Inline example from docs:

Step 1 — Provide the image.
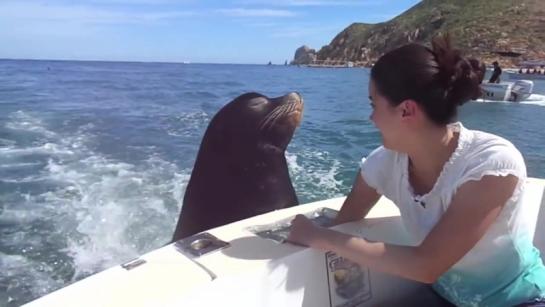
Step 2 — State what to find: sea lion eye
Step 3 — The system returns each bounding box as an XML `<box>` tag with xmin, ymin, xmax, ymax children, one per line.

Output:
<box><xmin>248</xmin><ymin>98</ymin><xmax>266</xmax><ymax>109</ymax></box>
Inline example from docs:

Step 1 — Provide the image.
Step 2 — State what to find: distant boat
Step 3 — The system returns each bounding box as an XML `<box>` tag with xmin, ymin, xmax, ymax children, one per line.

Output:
<box><xmin>267</xmin><ymin>61</ymin><xmax>272</xmax><ymax>66</ymax></box>
<box><xmin>507</xmin><ymin>60</ymin><xmax>545</xmax><ymax>80</ymax></box>
<box><xmin>480</xmin><ymin>80</ymin><xmax>534</xmax><ymax>102</ymax></box>
<box><xmin>508</xmin><ymin>71</ymin><xmax>545</xmax><ymax>81</ymax></box>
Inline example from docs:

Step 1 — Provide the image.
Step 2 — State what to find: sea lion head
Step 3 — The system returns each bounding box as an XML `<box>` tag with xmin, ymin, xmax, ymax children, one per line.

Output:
<box><xmin>205</xmin><ymin>92</ymin><xmax>304</xmax><ymax>157</ymax></box>
<box><xmin>172</xmin><ymin>92</ymin><xmax>303</xmax><ymax>240</ymax></box>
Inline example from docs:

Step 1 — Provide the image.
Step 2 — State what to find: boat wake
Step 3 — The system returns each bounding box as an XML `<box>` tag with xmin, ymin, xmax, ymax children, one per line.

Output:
<box><xmin>0</xmin><ymin>111</ymin><xmax>190</xmax><ymax>306</ymax></box>
<box><xmin>519</xmin><ymin>94</ymin><xmax>545</xmax><ymax>106</ymax></box>
<box><xmin>474</xmin><ymin>93</ymin><xmax>545</xmax><ymax>106</ymax></box>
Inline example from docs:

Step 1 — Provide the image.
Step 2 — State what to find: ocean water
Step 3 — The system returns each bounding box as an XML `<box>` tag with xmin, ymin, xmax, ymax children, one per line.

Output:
<box><xmin>1</xmin><ymin>59</ymin><xmax>545</xmax><ymax>306</ymax></box>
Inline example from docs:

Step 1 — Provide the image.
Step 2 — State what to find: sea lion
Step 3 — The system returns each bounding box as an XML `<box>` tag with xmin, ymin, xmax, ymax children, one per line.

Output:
<box><xmin>172</xmin><ymin>92</ymin><xmax>303</xmax><ymax>242</ymax></box>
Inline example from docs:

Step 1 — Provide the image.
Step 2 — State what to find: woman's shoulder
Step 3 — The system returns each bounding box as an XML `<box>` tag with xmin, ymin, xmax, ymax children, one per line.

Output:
<box><xmin>461</xmin><ymin>128</ymin><xmax>526</xmax><ymax>179</ymax></box>
<box><xmin>361</xmin><ymin>145</ymin><xmax>402</xmax><ymax>166</ymax></box>
<box><xmin>467</xmin><ymin>129</ymin><xmax>523</xmax><ymax>161</ymax></box>
<box><xmin>360</xmin><ymin>146</ymin><xmax>404</xmax><ymax>197</ymax></box>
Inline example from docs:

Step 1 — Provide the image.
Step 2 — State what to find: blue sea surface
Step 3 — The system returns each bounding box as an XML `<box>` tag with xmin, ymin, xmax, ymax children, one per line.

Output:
<box><xmin>1</xmin><ymin>59</ymin><xmax>545</xmax><ymax>305</ymax></box>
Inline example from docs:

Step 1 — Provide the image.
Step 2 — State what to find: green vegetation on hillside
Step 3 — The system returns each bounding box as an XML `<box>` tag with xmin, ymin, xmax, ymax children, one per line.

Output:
<box><xmin>316</xmin><ymin>0</ymin><xmax>545</xmax><ymax>67</ymax></box>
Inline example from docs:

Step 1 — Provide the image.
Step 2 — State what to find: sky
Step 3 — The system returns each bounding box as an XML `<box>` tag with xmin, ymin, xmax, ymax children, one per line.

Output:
<box><xmin>0</xmin><ymin>0</ymin><xmax>421</xmax><ymax>64</ymax></box>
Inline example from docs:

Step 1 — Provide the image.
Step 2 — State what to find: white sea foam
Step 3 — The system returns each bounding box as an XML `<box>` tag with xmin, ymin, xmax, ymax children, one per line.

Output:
<box><xmin>5</xmin><ymin>111</ymin><xmax>57</xmax><ymax>138</ymax></box>
<box><xmin>0</xmin><ymin>137</ymin><xmax>16</xmax><ymax>147</ymax></box>
<box><xmin>285</xmin><ymin>151</ymin><xmax>302</xmax><ymax>173</ymax></box>
<box><xmin>166</xmin><ymin>110</ymin><xmax>210</xmax><ymax>137</ymax></box>
<box><xmin>0</xmin><ymin>175</ymin><xmax>47</xmax><ymax>184</ymax></box>
<box><xmin>0</xmin><ymin>253</ymin><xmax>64</xmax><ymax>304</ymax></box>
<box><xmin>473</xmin><ymin>93</ymin><xmax>545</xmax><ymax>106</ymax></box>
<box><xmin>0</xmin><ymin>162</ymin><xmax>43</xmax><ymax>169</ymax></box>
<box><xmin>1</xmin><ymin>110</ymin><xmax>192</xmax><ymax>293</ymax></box>
<box><xmin>0</xmin><ymin>206</ymin><xmax>42</xmax><ymax>224</ymax></box>
<box><xmin>520</xmin><ymin>94</ymin><xmax>545</xmax><ymax>106</ymax></box>
<box><xmin>0</xmin><ymin>143</ymin><xmax>75</xmax><ymax>157</ymax></box>
<box><xmin>43</xmin><ymin>154</ymin><xmax>191</xmax><ymax>278</ymax></box>
<box><xmin>286</xmin><ymin>150</ymin><xmax>344</xmax><ymax>202</ymax></box>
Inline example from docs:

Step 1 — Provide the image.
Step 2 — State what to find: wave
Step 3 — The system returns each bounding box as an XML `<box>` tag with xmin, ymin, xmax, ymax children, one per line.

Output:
<box><xmin>286</xmin><ymin>149</ymin><xmax>345</xmax><ymax>203</ymax></box>
<box><xmin>520</xmin><ymin>94</ymin><xmax>545</xmax><ymax>106</ymax></box>
<box><xmin>473</xmin><ymin>94</ymin><xmax>545</xmax><ymax>106</ymax></box>
<box><xmin>0</xmin><ymin>162</ymin><xmax>43</xmax><ymax>169</ymax></box>
<box><xmin>5</xmin><ymin>110</ymin><xmax>58</xmax><ymax>138</ymax></box>
<box><xmin>165</xmin><ymin>111</ymin><xmax>210</xmax><ymax>137</ymax></box>
<box><xmin>0</xmin><ymin>253</ymin><xmax>66</xmax><ymax>305</ymax></box>
<box><xmin>0</xmin><ymin>143</ymin><xmax>75</xmax><ymax>157</ymax></box>
<box><xmin>0</xmin><ymin>111</ymin><xmax>191</xmax><ymax>305</ymax></box>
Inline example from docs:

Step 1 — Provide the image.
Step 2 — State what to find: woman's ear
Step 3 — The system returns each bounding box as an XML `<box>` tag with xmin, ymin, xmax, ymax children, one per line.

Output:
<box><xmin>400</xmin><ymin>99</ymin><xmax>418</xmax><ymax>118</ymax></box>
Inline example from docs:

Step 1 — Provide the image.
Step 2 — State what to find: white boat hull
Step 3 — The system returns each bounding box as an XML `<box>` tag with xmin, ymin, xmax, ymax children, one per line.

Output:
<box><xmin>24</xmin><ymin>178</ymin><xmax>545</xmax><ymax>307</ymax></box>
<box><xmin>480</xmin><ymin>80</ymin><xmax>534</xmax><ymax>102</ymax></box>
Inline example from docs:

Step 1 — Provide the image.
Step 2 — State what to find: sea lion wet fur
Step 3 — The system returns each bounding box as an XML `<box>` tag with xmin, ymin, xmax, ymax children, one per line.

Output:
<box><xmin>172</xmin><ymin>92</ymin><xmax>303</xmax><ymax>241</ymax></box>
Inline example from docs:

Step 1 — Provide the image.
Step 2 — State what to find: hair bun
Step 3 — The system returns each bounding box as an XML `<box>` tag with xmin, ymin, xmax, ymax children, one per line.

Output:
<box><xmin>431</xmin><ymin>34</ymin><xmax>483</xmax><ymax>105</ymax></box>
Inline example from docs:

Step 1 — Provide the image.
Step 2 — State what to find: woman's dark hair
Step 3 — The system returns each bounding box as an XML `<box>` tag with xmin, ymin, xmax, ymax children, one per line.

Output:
<box><xmin>370</xmin><ymin>34</ymin><xmax>484</xmax><ymax>125</ymax></box>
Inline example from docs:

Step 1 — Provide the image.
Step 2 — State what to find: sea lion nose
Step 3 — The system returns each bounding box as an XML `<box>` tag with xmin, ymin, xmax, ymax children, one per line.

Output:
<box><xmin>284</xmin><ymin>92</ymin><xmax>303</xmax><ymax>126</ymax></box>
<box><xmin>287</xmin><ymin>92</ymin><xmax>302</xmax><ymax>102</ymax></box>
<box><xmin>285</xmin><ymin>92</ymin><xmax>303</xmax><ymax>109</ymax></box>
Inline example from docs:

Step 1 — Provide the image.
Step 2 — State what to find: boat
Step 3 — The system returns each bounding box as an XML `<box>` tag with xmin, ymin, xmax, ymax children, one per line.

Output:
<box><xmin>507</xmin><ymin>60</ymin><xmax>545</xmax><ymax>80</ymax></box>
<box><xmin>24</xmin><ymin>177</ymin><xmax>545</xmax><ymax>306</ymax></box>
<box><xmin>479</xmin><ymin>80</ymin><xmax>534</xmax><ymax>102</ymax></box>
<box><xmin>508</xmin><ymin>72</ymin><xmax>545</xmax><ymax>81</ymax></box>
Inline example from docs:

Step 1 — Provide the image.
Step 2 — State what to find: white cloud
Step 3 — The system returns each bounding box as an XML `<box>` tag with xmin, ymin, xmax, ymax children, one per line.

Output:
<box><xmin>270</xmin><ymin>24</ymin><xmax>340</xmax><ymax>38</ymax></box>
<box><xmin>0</xmin><ymin>2</ymin><xmax>196</xmax><ymax>25</ymax></box>
<box><xmin>235</xmin><ymin>0</ymin><xmax>381</xmax><ymax>7</ymax></box>
<box><xmin>88</xmin><ymin>0</ymin><xmax>193</xmax><ymax>4</ymax></box>
<box><xmin>216</xmin><ymin>8</ymin><xmax>297</xmax><ymax>17</ymax></box>
<box><xmin>247</xmin><ymin>22</ymin><xmax>279</xmax><ymax>28</ymax></box>
<box><xmin>285</xmin><ymin>0</ymin><xmax>377</xmax><ymax>6</ymax></box>
<box><xmin>21</xmin><ymin>0</ymin><xmax>195</xmax><ymax>5</ymax></box>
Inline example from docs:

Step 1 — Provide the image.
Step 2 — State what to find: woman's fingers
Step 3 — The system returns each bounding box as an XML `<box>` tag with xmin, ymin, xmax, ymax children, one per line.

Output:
<box><xmin>287</xmin><ymin>214</ymin><xmax>315</xmax><ymax>246</ymax></box>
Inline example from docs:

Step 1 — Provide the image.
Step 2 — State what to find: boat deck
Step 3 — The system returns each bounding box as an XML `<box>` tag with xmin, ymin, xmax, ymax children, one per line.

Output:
<box><xmin>25</xmin><ymin>178</ymin><xmax>545</xmax><ymax>306</ymax></box>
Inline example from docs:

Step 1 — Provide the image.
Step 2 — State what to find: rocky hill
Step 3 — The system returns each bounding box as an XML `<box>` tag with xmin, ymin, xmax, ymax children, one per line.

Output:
<box><xmin>305</xmin><ymin>0</ymin><xmax>545</xmax><ymax>67</ymax></box>
<box><xmin>291</xmin><ymin>45</ymin><xmax>317</xmax><ymax>65</ymax></box>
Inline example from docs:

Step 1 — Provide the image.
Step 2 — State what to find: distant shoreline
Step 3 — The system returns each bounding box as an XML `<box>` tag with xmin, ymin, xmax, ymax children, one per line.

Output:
<box><xmin>0</xmin><ymin>58</ymin><xmax>278</xmax><ymax>66</ymax></box>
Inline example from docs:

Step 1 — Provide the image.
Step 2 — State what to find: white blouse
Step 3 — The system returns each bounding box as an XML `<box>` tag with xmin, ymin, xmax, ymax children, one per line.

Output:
<box><xmin>360</xmin><ymin>122</ymin><xmax>545</xmax><ymax>306</ymax></box>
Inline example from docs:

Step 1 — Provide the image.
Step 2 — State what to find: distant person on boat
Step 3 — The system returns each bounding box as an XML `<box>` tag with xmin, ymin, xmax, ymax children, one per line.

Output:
<box><xmin>488</xmin><ymin>61</ymin><xmax>502</xmax><ymax>83</ymax></box>
<box><xmin>288</xmin><ymin>35</ymin><xmax>545</xmax><ymax>306</ymax></box>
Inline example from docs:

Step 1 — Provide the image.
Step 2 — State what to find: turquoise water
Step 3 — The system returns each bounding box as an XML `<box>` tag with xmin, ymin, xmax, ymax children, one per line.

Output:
<box><xmin>1</xmin><ymin>59</ymin><xmax>545</xmax><ymax>305</ymax></box>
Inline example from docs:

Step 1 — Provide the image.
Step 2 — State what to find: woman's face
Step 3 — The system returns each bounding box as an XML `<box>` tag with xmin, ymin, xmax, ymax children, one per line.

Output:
<box><xmin>368</xmin><ymin>79</ymin><xmax>404</xmax><ymax>150</ymax></box>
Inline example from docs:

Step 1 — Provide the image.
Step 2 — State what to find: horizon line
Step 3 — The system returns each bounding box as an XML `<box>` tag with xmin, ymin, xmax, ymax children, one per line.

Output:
<box><xmin>0</xmin><ymin>57</ymin><xmax>290</xmax><ymax>66</ymax></box>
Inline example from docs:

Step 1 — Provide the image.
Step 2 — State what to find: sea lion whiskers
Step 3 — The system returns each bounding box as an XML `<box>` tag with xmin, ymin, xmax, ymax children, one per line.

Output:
<box><xmin>259</xmin><ymin>103</ymin><xmax>294</xmax><ymax>131</ymax></box>
<box><xmin>259</xmin><ymin>107</ymin><xmax>285</xmax><ymax>130</ymax></box>
<box><xmin>265</xmin><ymin>101</ymin><xmax>302</xmax><ymax>130</ymax></box>
<box><xmin>259</xmin><ymin>93</ymin><xmax>303</xmax><ymax>129</ymax></box>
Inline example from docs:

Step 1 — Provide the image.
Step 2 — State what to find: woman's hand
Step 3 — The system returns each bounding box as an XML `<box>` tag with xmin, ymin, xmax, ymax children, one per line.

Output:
<box><xmin>287</xmin><ymin>214</ymin><xmax>324</xmax><ymax>247</ymax></box>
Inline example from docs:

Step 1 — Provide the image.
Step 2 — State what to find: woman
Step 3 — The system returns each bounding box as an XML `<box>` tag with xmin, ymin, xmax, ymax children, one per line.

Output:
<box><xmin>288</xmin><ymin>36</ymin><xmax>545</xmax><ymax>306</ymax></box>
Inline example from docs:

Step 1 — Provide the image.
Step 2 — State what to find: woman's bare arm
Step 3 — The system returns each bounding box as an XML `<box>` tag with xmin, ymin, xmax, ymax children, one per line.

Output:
<box><xmin>290</xmin><ymin>174</ymin><xmax>519</xmax><ymax>283</ymax></box>
<box><xmin>334</xmin><ymin>171</ymin><xmax>381</xmax><ymax>225</ymax></box>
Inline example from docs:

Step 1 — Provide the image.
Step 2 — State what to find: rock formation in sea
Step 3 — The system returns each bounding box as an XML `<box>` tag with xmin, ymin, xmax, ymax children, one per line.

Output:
<box><xmin>291</xmin><ymin>45</ymin><xmax>317</xmax><ymax>65</ymax></box>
